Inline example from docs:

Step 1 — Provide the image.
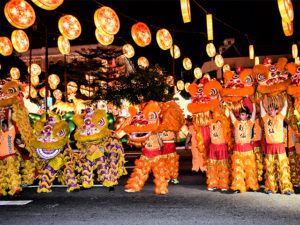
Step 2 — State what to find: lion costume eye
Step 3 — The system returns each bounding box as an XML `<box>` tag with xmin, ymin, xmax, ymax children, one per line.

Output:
<box><xmin>257</xmin><ymin>74</ymin><xmax>265</xmax><ymax>82</ymax></box>
<box><xmin>209</xmin><ymin>88</ymin><xmax>217</xmax><ymax>96</ymax></box>
<box><xmin>269</xmin><ymin>67</ymin><xmax>276</xmax><ymax>72</ymax></box>
<box><xmin>57</xmin><ymin>129</ymin><xmax>65</xmax><ymax>137</ymax></box>
<box><xmin>233</xmin><ymin>75</ymin><xmax>239</xmax><ymax>79</ymax></box>
<box><xmin>297</xmin><ymin>67</ymin><xmax>300</xmax><ymax>73</ymax></box>
<box><xmin>98</xmin><ymin>118</ymin><xmax>105</xmax><ymax>127</ymax></box>
<box><xmin>245</xmin><ymin>76</ymin><xmax>253</xmax><ymax>83</ymax></box>
<box><xmin>148</xmin><ymin>112</ymin><xmax>157</xmax><ymax>120</ymax></box>
<box><xmin>8</xmin><ymin>87</ymin><xmax>17</xmax><ymax>94</ymax></box>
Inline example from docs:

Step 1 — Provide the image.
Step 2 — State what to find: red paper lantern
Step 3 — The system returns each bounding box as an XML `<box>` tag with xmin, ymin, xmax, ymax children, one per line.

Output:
<box><xmin>57</xmin><ymin>35</ymin><xmax>70</xmax><ymax>55</ymax></box>
<box><xmin>94</xmin><ymin>6</ymin><xmax>120</xmax><ymax>35</ymax></box>
<box><xmin>58</xmin><ymin>15</ymin><xmax>81</xmax><ymax>40</ymax></box>
<box><xmin>28</xmin><ymin>63</ymin><xmax>41</xmax><ymax>76</ymax></box>
<box><xmin>4</xmin><ymin>0</ymin><xmax>36</xmax><ymax>29</ymax></box>
<box><xmin>0</xmin><ymin>37</ymin><xmax>13</xmax><ymax>56</ymax></box>
<box><xmin>95</xmin><ymin>27</ymin><xmax>114</xmax><ymax>46</ymax></box>
<box><xmin>131</xmin><ymin>22</ymin><xmax>151</xmax><ymax>47</ymax></box>
<box><xmin>156</xmin><ymin>29</ymin><xmax>173</xmax><ymax>50</ymax></box>
<box><xmin>137</xmin><ymin>57</ymin><xmax>149</xmax><ymax>69</ymax></box>
<box><xmin>10</xmin><ymin>67</ymin><xmax>20</xmax><ymax>80</ymax></box>
<box><xmin>123</xmin><ymin>44</ymin><xmax>135</xmax><ymax>58</ymax></box>
<box><xmin>11</xmin><ymin>29</ymin><xmax>29</xmax><ymax>53</ymax></box>
<box><xmin>32</xmin><ymin>0</ymin><xmax>64</xmax><ymax>10</ymax></box>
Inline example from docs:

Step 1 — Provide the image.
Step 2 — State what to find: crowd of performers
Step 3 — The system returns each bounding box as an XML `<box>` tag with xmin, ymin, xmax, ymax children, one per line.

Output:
<box><xmin>1</xmin><ymin>56</ymin><xmax>300</xmax><ymax>196</ymax></box>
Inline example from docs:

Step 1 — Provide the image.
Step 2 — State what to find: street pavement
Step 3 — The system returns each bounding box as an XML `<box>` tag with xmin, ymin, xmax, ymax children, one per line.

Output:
<box><xmin>1</xmin><ymin>148</ymin><xmax>300</xmax><ymax>225</ymax></box>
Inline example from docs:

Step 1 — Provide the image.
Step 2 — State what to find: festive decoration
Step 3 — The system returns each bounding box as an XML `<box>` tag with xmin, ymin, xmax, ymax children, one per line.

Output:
<box><xmin>58</xmin><ymin>15</ymin><xmax>81</xmax><ymax>40</ymax></box>
<box><xmin>206</xmin><ymin>43</ymin><xmax>216</xmax><ymax>57</ymax></box>
<box><xmin>170</xmin><ymin>45</ymin><xmax>181</xmax><ymax>59</ymax></box>
<box><xmin>48</xmin><ymin>74</ymin><xmax>60</xmax><ymax>89</ymax></box>
<box><xmin>31</xmin><ymin>0</ymin><xmax>64</xmax><ymax>10</ymax></box>
<box><xmin>206</xmin><ymin>14</ymin><xmax>213</xmax><ymax>41</ymax></box>
<box><xmin>214</xmin><ymin>54</ymin><xmax>224</xmax><ymax>68</ymax></box>
<box><xmin>39</xmin><ymin>86</ymin><xmax>50</xmax><ymax>98</ymax></box>
<box><xmin>53</xmin><ymin>89</ymin><xmax>62</xmax><ymax>99</ymax></box>
<box><xmin>94</xmin><ymin>6</ymin><xmax>120</xmax><ymax>35</ymax></box>
<box><xmin>292</xmin><ymin>43</ymin><xmax>298</xmax><ymax>58</ymax></box>
<box><xmin>222</xmin><ymin>64</ymin><xmax>230</xmax><ymax>72</ymax></box>
<box><xmin>122</xmin><ymin>43</ymin><xmax>135</xmax><ymax>58</ymax></box>
<box><xmin>166</xmin><ymin>75</ymin><xmax>174</xmax><ymax>86</ymax></box>
<box><xmin>177</xmin><ymin>80</ymin><xmax>184</xmax><ymax>91</ymax></box>
<box><xmin>282</xmin><ymin>20</ymin><xmax>293</xmax><ymax>36</ymax></box>
<box><xmin>95</xmin><ymin>27</ymin><xmax>114</xmax><ymax>46</ymax></box>
<box><xmin>57</xmin><ymin>35</ymin><xmax>70</xmax><ymax>55</ymax></box>
<box><xmin>156</xmin><ymin>28</ymin><xmax>173</xmax><ymax>50</ymax></box>
<box><xmin>67</xmin><ymin>81</ymin><xmax>78</xmax><ymax>93</ymax></box>
<box><xmin>0</xmin><ymin>37</ymin><xmax>13</xmax><ymax>56</ymax></box>
<box><xmin>180</xmin><ymin>0</ymin><xmax>191</xmax><ymax>23</ymax></box>
<box><xmin>30</xmin><ymin>75</ymin><xmax>39</xmax><ymax>86</ymax></box>
<box><xmin>194</xmin><ymin>67</ymin><xmax>202</xmax><ymax>79</ymax></box>
<box><xmin>11</xmin><ymin>30</ymin><xmax>29</xmax><ymax>53</ymax></box>
<box><xmin>255</xmin><ymin>56</ymin><xmax>260</xmax><ymax>65</ymax></box>
<box><xmin>185</xmin><ymin>82</ymin><xmax>190</xmax><ymax>92</ymax></box>
<box><xmin>278</xmin><ymin>0</ymin><xmax>294</xmax><ymax>23</ymax></box>
<box><xmin>183</xmin><ymin>57</ymin><xmax>192</xmax><ymax>70</ymax></box>
<box><xmin>4</xmin><ymin>0</ymin><xmax>36</xmax><ymax>29</ymax></box>
<box><xmin>85</xmin><ymin>74</ymin><xmax>95</xmax><ymax>82</ymax></box>
<box><xmin>131</xmin><ymin>22</ymin><xmax>151</xmax><ymax>47</ymax></box>
<box><xmin>10</xmin><ymin>67</ymin><xmax>20</xmax><ymax>80</ymax></box>
<box><xmin>28</xmin><ymin>63</ymin><xmax>41</xmax><ymax>76</ymax></box>
<box><xmin>295</xmin><ymin>57</ymin><xmax>300</xmax><ymax>64</ymax></box>
<box><xmin>24</xmin><ymin>85</ymin><xmax>38</xmax><ymax>98</ymax></box>
<box><xmin>249</xmin><ymin>44</ymin><xmax>254</xmax><ymax>59</ymax></box>
<box><xmin>137</xmin><ymin>56</ymin><xmax>149</xmax><ymax>69</ymax></box>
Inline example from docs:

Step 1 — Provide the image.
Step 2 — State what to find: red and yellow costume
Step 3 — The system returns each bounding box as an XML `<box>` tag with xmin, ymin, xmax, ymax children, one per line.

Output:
<box><xmin>251</xmin><ymin>118</ymin><xmax>264</xmax><ymax>181</ymax></box>
<box><xmin>231</xmin><ymin>118</ymin><xmax>259</xmax><ymax>193</ymax></box>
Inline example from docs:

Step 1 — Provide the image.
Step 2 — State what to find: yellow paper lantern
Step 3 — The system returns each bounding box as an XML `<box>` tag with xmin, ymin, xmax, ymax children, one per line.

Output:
<box><xmin>282</xmin><ymin>20</ymin><xmax>293</xmax><ymax>36</ymax></box>
<box><xmin>123</xmin><ymin>43</ymin><xmax>135</xmax><ymax>58</ymax></box>
<box><xmin>39</xmin><ymin>86</ymin><xmax>51</xmax><ymax>98</ymax></box>
<box><xmin>32</xmin><ymin>0</ymin><xmax>64</xmax><ymax>10</ymax></box>
<box><xmin>94</xmin><ymin>6</ymin><xmax>120</xmax><ymax>35</ymax></box>
<box><xmin>170</xmin><ymin>45</ymin><xmax>181</xmax><ymax>59</ymax></box>
<box><xmin>28</xmin><ymin>63</ymin><xmax>41</xmax><ymax>76</ymax></box>
<box><xmin>215</xmin><ymin>54</ymin><xmax>224</xmax><ymax>68</ymax></box>
<box><xmin>180</xmin><ymin>0</ymin><xmax>191</xmax><ymax>23</ymax></box>
<box><xmin>255</xmin><ymin>56</ymin><xmax>260</xmax><ymax>65</ymax></box>
<box><xmin>95</xmin><ymin>27</ymin><xmax>114</xmax><ymax>46</ymax></box>
<box><xmin>131</xmin><ymin>22</ymin><xmax>152</xmax><ymax>47</ymax></box>
<box><xmin>177</xmin><ymin>80</ymin><xmax>184</xmax><ymax>91</ymax></box>
<box><xmin>48</xmin><ymin>74</ymin><xmax>60</xmax><ymax>89</ymax></box>
<box><xmin>183</xmin><ymin>57</ymin><xmax>192</xmax><ymax>70</ymax></box>
<box><xmin>278</xmin><ymin>0</ymin><xmax>294</xmax><ymax>23</ymax></box>
<box><xmin>137</xmin><ymin>57</ymin><xmax>149</xmax><ymax>69</ymax></box>
<box><xmin>156</xmin><ymin>29</ymin><xmax>173</xmax><ymax>50</ymax></box>
<box><xmin>31</xmin><ymin>75</ymin><xmax>39</xmax><ymax>86</ymax></box>
<box><xmin>58</xmin><ymin>15</ymin><xmax>81</xmax><ymax>40</ymax></box>
<box><xmin>206</xmin><ymin>43</ymin><xmax>216</xmax><ymax>57</ymax></box>
<box><xmin>0</xmin><ymin>37</ymin><xmax>13</xmax><ymax>56</ymax></box>
<box><xmin>206</xmin><ymin>14</ymin><xmax>213</xmax><ymax>41</ymax></box>
<box><xmin>249</xmin><ymin>45</ymin><xmax>254</xmax><ymax>59</ymax></box>
<box><xmin>295</xmin><ymin>57</ymin><xmax>300</xmax><ymax>64</ymax></box>
<box><xmin>11</xmin><ymin>30</ymin><xmax>29</xmax><ymax>53</ymax></box>
<box><xmin>67</xmin><ymin>81</ymin><xmax>78</xmax><ymax>93</ymax></box>
<box><xmin>57</xmin><ymin>35</ymin><xmax>70</xmax><ymax>55</ymax></box>
<box><xmin>222</xmin><ymin>64</ymin><xmax>231</xmax><ymax>72</ymax></box>
<box><xmin>53</xmin><ymin>89</ymin><xmax>62</xmax><ymax>100</ymax></box>
<box><xmin>292</xmin><ymin>44</ymin><xmax>298</xmax><ymax>58</ymax></box>
<box><xmin>194</xmin><ymin>67</ymin><xmax>202</xmax><ymax>79</ymax></box>
<box><xmin>185</xmin><ymin>82</ymin><xmax>190</xmax><ymax>92</ymax></box>
<box><xmin>4</xmin><ymin>0</ymin><xmax>36</xmax><ymax>29</ymax></box>
<box><xmin>10</xmin><ymin>67</ymin><xmax>20</xmax><ymax>80</ymax></box>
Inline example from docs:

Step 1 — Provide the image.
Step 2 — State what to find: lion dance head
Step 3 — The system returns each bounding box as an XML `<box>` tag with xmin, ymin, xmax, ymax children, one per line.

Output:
<box><xmin>286</xmin><ymin>62</ymin><xmax>300</xmax><ymax>113</ymax></box>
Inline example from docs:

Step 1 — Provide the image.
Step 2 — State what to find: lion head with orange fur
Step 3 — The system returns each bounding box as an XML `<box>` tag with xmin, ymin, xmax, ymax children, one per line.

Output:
<box><xmin>221</xmin><ymin>67</ymin><xmax>254</xmax><ymax>112</ymax></box>
<box><xmin>286</xmin><ymin>62</ymin><xmax>300</xmax><ymax>113</ymax></box>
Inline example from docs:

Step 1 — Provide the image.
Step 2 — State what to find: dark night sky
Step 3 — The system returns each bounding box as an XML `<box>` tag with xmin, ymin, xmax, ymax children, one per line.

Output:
<box><xmin>0</xmin><ymin>0</ymin><xmax>299</xmax><ymax>81</ymax></box>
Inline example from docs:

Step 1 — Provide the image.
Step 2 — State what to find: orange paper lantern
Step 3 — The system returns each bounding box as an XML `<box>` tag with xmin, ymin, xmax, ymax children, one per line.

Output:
<box><xmin>177</xmin><ymin>80</ymin><xmax>184</xmax><ymax>91</ymax></box>
<box><xmin>215</xmin><ymin>54</ymin><xmax>224</xmax><ymax>68</ymax></box>
<box><xmin>123</xmin><ymin>43</ymin><xmax>135</xmax><ymax>58</ymax></box>
<box><xmin>194</xmin><ymin>67</ymin><xmax>202</xmax><ymax>79</ymax></box>
<box><xmin>39</xmin><ymin>86</ymin><xmax>51</xmax><ymax>98</ymax></box>
<box><xmin>156</xmin><ymin>28</ymin><xmax>173</xmax><ymax>50</ymax></box>
<box><xmin>53</xmin><ymin>89</ymin><xmax>62</xmax><ymax>100</ymax></box>
<box><xmin>282</xmin><ymin>20</ymin><xmax>293</xmax><ymax>36</ymax></box>
<box><xmin>183</xmin><ymin>57</ymin><xmax>192</xmax><ymax>70</ymax></box>
<box><xmin>94</xmin><ymin>6</ymin><xmax>120</xmax><ymax>35</ymax></box>
<box><xmin>131</xmin><ymin>22</ymin><xmax>151</xmax><ymax>47</ymax></box>
<box><xmin>185</xmin><ymin>82</ymin><xmax>190</xmax><ymax>92</ymax></box>
<box><xmin>10</xmin><ymin>67</ymin><xmax>20</xmax><ymax>80</ymax></box>
<box><xmin>28</xmin><ymin>63</ymin><xmax>41</xmax><ymax>76</ymax></box>
<box><xmin>24</xmin><ymin>85</ymin><xmax>38</xmax><ymax>98</ymax></box>
<box><xmin>32</xmin><ymin>0</ymin><xmax>64</xmax><ymax>10</ymax></box>
<box><xmin>137</xmin><ymin>57</ymin><xmax>149</xmax><ymax>69</ymax></box>
<box><xmin>292</xmin><ymin>44</ymin><xmax>298</xmax><ymax>58</ymax></box>
<box><xmin>58</xmin><ymin>15</ymin><xmax>81</xmax><ymax>40</ymax></box>
<box><xmin>57</xmin><ymin>35</ymin><xmax>70</xmax><ymax>55</ymax></box>
<box><xmin>278</xmin><ymin>0</ymin><xmax>294</xmax><ymax>23</ymax></box>
<box><xmin>48</xmin><ymin>74</ymin><xmax>60</xmax><ymax>89</ymax></box>
<box><xmin>95</xmin><ymin>27</ymin><xmax>114</xmax><ymax>46</ymax></box>
<box><xmin>11</xmin><ymin>29</ymin><xmax>29</xmax><ymax>53</ymax></box>
<box><xmin>206</xmin><ymin>14</ymin><xmax>213</xmax><ymax>41</ymax></box>
<box><xmin>222</xmin><ymin>64</ymin><xmax>231</xmax><ymax>72</ymax></box>
<box><xmin>31</xmin><ymin>75</ymin><xmax>39</xmax><ymax>86</ymax></box>
<box><xmin>180</xmin><ymin>0</ymin><xmax>191</xmax><ymax>23</ymax></box>
<box><xmin>4</xmin><ymin>0</ymin><xmax>36</xmax><ymax>29</ymax></box>
<box><xmin>206</xmin><ymin>43</ymin><xmax>216</xmax><ymax>57</ymax></box>
<box><xmin>170</xmin><ymin>45</ymin><xmax>181</xmax><ymax>59</ymax></box>
<box><xmin>67</xmin><ymin>81</ymin><xmax>78</xmax><ymax>93</ymax></box>
<box><xmin>0</xmin><ymin>37</ymin><xmax>13</xmax><ymax>56</ymax></box>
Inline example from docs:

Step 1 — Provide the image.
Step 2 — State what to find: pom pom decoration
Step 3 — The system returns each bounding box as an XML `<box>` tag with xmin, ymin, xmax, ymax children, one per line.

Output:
<box><xmin>131</xmin><ymin>22</ymin><xmax>151</xmax><ymax>47</ymax></box>
<box><xmin>57</xmin><ymin>35</ymin><xmax>70</xmax><ymax>55</ymax></box>
<box><xmin>94</xmin><ymin>6</ymin><xmax>120</xmax><ymax>35</ymax></box>
<box><xmin>11</xmin><ymin>29</ymin><xmax>29</xmax><ymax>53</ymax></box>
<box><xmin>156</xmin><ymin>28</ymin><xmax>173</xmax><ymax>50</ymax></box>
<box><xmin>58</xmin><ymin>15</ymin><xmax>81</xmax><ymax>40</ymax></box>
<box><xmin>0</xmin><ymin>37</ymin><xmax>13</xmax><ymax>56</ymax></box>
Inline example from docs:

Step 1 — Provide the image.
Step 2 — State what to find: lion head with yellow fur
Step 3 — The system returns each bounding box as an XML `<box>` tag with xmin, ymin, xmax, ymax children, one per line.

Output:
<box><xmin>0</xmin><ymin>80</ymin><xmax>23</xmax><ymax>107</ymax></box>
<box><xmin>72</xmin><ymin>108</ymin><xmax>109</xmax><ymax>148</ymax></box>
<box><xmin>30</xmin><ymin>114</ymin><xmax>70</xmax><ymax>159</ymax></box>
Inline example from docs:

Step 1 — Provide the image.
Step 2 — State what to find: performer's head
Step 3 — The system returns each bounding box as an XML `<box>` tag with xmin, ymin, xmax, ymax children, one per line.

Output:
<box><xmin>239</xmin><ymin>106</ymin><xmax>250</xmax><ymax>121</ymax></box>
<box><xmin>267</xmin><ymin>103</ymin><xmax>278</xmax><ymax>118</ymax></box>
<box><xmin>1</xmin><ymin>119</ymin><xmax>8</xmax><ymax>132</ymax></box>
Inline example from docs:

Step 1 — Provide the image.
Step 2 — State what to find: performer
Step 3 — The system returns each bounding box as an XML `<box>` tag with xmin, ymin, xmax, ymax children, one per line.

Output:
<box><xmin>260</xmin><ymin>99</ymin><xmax>294</xmax><ymax>194</ymax></box>
<box><xmin>229</xmin><ymin>103</ymin><xmax>259</xmax><ymax>193</ymax></box>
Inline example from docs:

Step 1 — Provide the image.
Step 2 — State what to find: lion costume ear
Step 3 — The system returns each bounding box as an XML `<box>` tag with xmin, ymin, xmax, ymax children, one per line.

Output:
<box><xmin>253</xmin><ymin>64</ymin><xmax>269</xmax><ymax>80</ymax></box>
<box><xmin>239</xmin><ymin>68</ymin><xmax>253</xmax><ymax>81</ymax></box>
<box><xmin>187</xmin><ymin>83</ymin><xmax>199</xmax><ymax>97</ymax></box>
<box><xmin>128</xmin><ymin>106</ymin><xmax>138</xmax><ymax>117</ymax></box>
<box><xmin>223</xmin><ymin>71</ymin><xmax>234</xmax><ymax>83</ymax></box>
<box><xmin>275</xmin><ymin>57</ymin><xmax>288</xmax><ymax>71</ymax></box>
<box><xmin>286</xmin><ymin>62</ymin><xmax>297</xmax><ymax>75</ymax></box>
